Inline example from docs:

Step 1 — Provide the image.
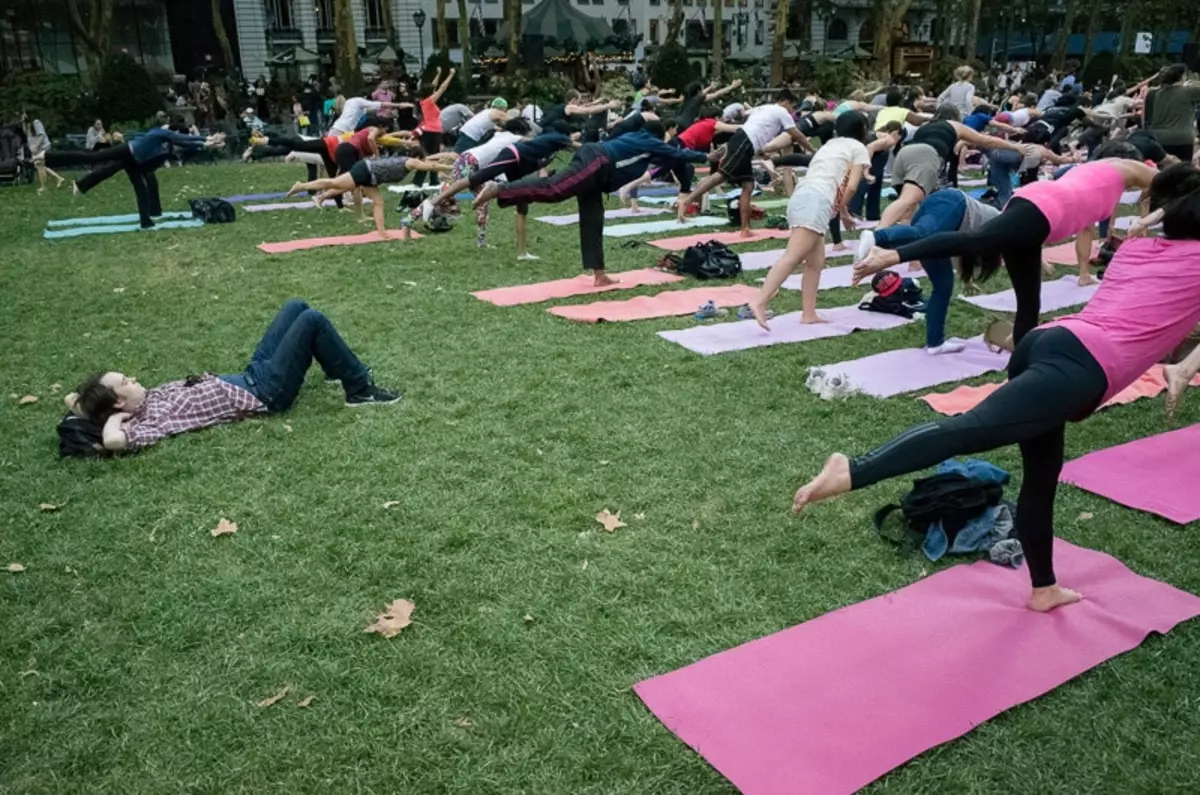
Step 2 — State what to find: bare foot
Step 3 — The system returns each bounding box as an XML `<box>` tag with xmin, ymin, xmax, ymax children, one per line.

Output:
<box><xmin>800</xmin><ymin>314</ymin><xmax>830</xmax><ymax>325</ymax></box>
<box><xmin>55</xmin><ymin>176</ymin><xmax>65</xmax><ymax>188</ymax></box>
<box><xmin>285</xmin><ymin>181</ymin><xmax>303</xmax><ymax>199</ymax></box>
<box><xmin>750</xmin><ymin>299</ymin><xmax>771</xmax><ymax>331</ymax></box>
<box><xmin>1163</xmin><ymin>363</ymin><xmax>1192</xmax><ymax>418</ymax></box>
<box><xmin>832</xmin><ymin>242</ymin><xmax>847</xmax><ymax>252</ymax></box>
<box><xmin>593</xmin><ymin>273</ymin><xmax>619</xmax><ymax>287</ymax></box>
<box><xmin>908</xmin><ymin>262</ymin><xmax>921</xmax><ymax>272</ymax></box>
<box><xmin>617</xmin><ymin>185</ymin><xmax>632</xmax><ymax>207</ymax></box>
<box><xmin>473</xmin><ymin>181</ymin><xmax>500</xmax><ymax>211</ymax></box>
<box><xmin>1077</xmin><ymin>273</ymin><xmax>1098</xmax><ymax>287</ymax></box>
<box><xmin>1027</xmin><ymin>585</ymin><xmax>1083</xmax><ymax>612</ymax></box>
<box><xmin>1043</xmin><ymin>261</ymin><xmax>1056</xmax><ymax>276</ymax></box>
<box><xmin>629</xmin><ymin>205</ymin><xmax>643</xmax><ymax>214</ymax></box>
<box><xmin>792</xmin><ymin>453</ymin><xmax>852</xmax><ymax>513</ymax></box>
<box><xmin>737</xmin><ymin>228</ymin><xmax>754</xmax><ymax>239</ymax></box>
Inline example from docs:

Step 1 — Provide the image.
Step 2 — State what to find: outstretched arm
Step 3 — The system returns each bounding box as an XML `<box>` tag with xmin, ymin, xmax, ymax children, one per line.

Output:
<box><xmin>704</xmin><ymin>79</ymin><xmax>742</xmax><ymax>102</ymax></box>
<box><xmin>431</xmin><ymin>68</ymin><xmax>457</xmax><ymax>103</ymax></box>
<box><xmin>952</xmin><ymin>122</ymin><xmax>1027</xmax><ymax>153</ymax></box>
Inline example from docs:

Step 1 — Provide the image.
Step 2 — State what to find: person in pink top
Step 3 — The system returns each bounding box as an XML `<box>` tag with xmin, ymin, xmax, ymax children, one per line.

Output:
<box><xmin>854</xmin><ymin>157</ymin><xmax>1158</xmax><ymax>343</ymax></box>
<box><xmin>413</xmin><ymin>67</ymin><xmax>457</xmax><ymax>187</ymax></box>
<box><xmin>789</xmin><ymin>163</ymin><xmax>1200</xmax><ymax>613</ymax></box>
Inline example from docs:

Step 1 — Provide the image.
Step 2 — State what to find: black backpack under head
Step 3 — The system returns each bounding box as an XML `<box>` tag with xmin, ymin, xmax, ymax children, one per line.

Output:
<box><xmin>189</xmin><ymin>198</ymin><xmax>236</xmax><ymax>223</ymax></box>
<box><xmin>57</xmin><ymin>412</ymin><xmax>110</xmax><ymax>459</ymax></box>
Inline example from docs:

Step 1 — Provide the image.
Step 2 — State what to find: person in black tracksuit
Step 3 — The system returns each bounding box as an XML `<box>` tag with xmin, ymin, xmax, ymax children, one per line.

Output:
<box><xmin>472</xmin><ymin>121</ymin><xmax>710</xmax><ymax>286</ymax></box>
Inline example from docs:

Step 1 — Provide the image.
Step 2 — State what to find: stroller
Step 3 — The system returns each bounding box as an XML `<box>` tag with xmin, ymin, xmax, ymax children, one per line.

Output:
<box><xmin>0</xmin><ymin>123</ymin><xmax>33</xmax><ymax>186</ymax></box>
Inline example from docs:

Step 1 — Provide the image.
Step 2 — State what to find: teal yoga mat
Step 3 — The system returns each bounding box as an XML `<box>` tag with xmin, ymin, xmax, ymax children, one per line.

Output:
<box><xmin>46</xmin><ymin>211</ymin><xmax>194</xmax><ymax>228</ymax></box>
<box><xmin>44</xmin><ymin>219</ymin><xmax>205</xmax><ymax>239</ymax></box>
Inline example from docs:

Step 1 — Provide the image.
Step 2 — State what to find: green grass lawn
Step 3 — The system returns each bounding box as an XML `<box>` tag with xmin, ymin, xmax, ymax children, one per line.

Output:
<box><xmin>3</xmin><ymin>162</ymin><xmax>1199</xmax><ymax>793</ymax></box>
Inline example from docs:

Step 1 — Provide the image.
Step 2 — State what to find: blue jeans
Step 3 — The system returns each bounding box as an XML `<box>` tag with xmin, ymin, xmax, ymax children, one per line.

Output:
<box><xmin>849</xmin><ymin>147</ymin><xmax>889</xmax><ymax>220</ymax></box>
<box><xmin>986</xmin><ymin>149</ymin><xmax>1022</xmax><ymax>208</ymax></box>
<box><xmin>221</xmin><ymin>299</ymin><xmax>370</xmax><ymax>412</ymax></box>
<box><xmin>872</xmin><ymin>191</ymin><xmax>965</xmax><ymax>348</ymax></box>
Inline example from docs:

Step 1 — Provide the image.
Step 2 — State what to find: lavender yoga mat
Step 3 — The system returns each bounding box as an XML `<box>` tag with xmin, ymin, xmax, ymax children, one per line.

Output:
<box><xmin>1111</xmin><ymin>215</ymin><xmax>1161</xmax><ymax>231</ymax></box>
<box><xmin>816</xmin><ymin>336</ymin><xmax>1009</xmax><ymax>398</ymax></box>
<box><xmin>962</xmin><ymin>274</ymin><xmax>1099</xmax><ymax>313</ymax></box>
<box><xmin>1060</xmin><ymin>425</ymin><xmax>1200</xmax><ymax>524</ymax></box>
<box><xmin>223</xmin><ymin>192</ymin><xmax>290</xmax><ymax>203</ymax></box>
<box><xmin>243</xmin><ymin>198</ymin><xmax>373</xmax><ymax>213</ymax></box>
<box><xmin>603</xmin><ymin>216</ymin><xmax>729</xmax><ymax>238</ymax></box>
<box><xmin>766</xmin><ymin>263</ymin><xmax>925</xmax><ymax>291</ymax></box>
<box><xmin>534</xmin><ymin>208</ymin><xmax>667</xmax><ymax>225</ymax></box>
<box><xmin>739</xmin><ymin>245</ymin><xmax>856</xmax><ymax>272</ymax></box>
<box><xmin>658</xmin><ymin>305</ymin><xmax>912</xmax><ymax>355</ymax></box>
<box><xmin>635</xmin><ymin>540</ymin><xmax>1200</xmax><ymax>795</ymax></box>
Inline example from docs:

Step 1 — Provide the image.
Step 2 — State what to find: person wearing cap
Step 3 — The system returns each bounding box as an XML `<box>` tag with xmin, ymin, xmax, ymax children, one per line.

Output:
<box><xmin>454</xmin><ymin>100</ymin><xmax>510</xmax><ymax>153</ymax></box>
<box><xmin>241</xmin><ymin>107</ymin><xmax>266</xmax><ymax>135</ymax></box>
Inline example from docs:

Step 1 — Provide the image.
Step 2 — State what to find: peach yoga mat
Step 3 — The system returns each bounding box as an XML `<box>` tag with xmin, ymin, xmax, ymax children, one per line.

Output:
<box><xmin>471</xmin><ymin>268</ymin><xmax>684</xmax><ymax>307</ymax></box>
<box><xmin>548</xmin><ymin>285</ymin><xmax>760</xmax><ymax>323</ymax></box>
<box><xmin>257</xmin><ymin>229</ymin><xmax>423</xmax><ymax>253</ymax></box>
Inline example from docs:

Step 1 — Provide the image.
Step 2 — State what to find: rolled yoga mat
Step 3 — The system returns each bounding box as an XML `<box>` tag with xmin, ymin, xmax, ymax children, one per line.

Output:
<box><xmin>548</xmin><ymin>285</ymin><xmax>760</xmax><ymax>323</ymax></box>
<box><xmin>44</xmin><ymin>219</ymin><xmax>205</xmax><ymax>239</ymax></box>
<box><xmin>634</xmin><ymin>540</ymin><xmax>1200</xmax><ymax>795</ymax></box>
<box><xmin>962</xmin><ymin>274</ymin><xmax>1099</xmax><ymax>313</ymax></box>
<box><xmin>46</xmin><ymin>211</ymin><xmax>193</xmax><ymax>228</ymax></box>
<box><xmin>658</xmin><ymin>304</ymin><xmax>913</xmax><ymax>356</ymax></box>
<box><xmin>813</xmin><ymin>335</ymin><xmax>1009</xmax><ymax>398</ymax></box>
<box><xmin>1060</xmin><ymin>424</ymin><xmax>1200</xmax><ymax>524</ymax></box>
<box><xmin>471</xmin><ymin>268</ymin><xmax>683</xmax><ymax>307</ymax></box>
<box><xmin>603</xmin><ymin>216</ymin><xmax>729</xmax><ymax>238</ymax></box>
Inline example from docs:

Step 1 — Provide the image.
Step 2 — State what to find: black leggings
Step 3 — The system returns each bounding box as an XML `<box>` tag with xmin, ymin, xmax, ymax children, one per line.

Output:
<box><xmin>413</xmin><ymin>131</ymin><xmax>443</xmax><ymax>186</ymax></box>
<box><xmin>893</xmin><ymin>198</ymin><xmax>1051</xmax><ymax>344</ymax></box>
<box><xmin>258</xmin><ymin>136</ymin><xmax>336</xmax><ymax>177</ymax></box>
<box><xmin>849</xmin><ymin>327</ymin><xmax>1108</xmax><ymax>588</ymax></box>
<box><xmin>1162</xmin><ymin>142</ymin><xmax>1195</xmax><ymax>162</ymax></box>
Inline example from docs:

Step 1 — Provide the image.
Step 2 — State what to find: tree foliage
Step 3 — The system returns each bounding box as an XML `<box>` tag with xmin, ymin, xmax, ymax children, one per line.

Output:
<box><xmin>422</xmin><ymin>51</ymin><xmax>468</xmax><ymax>104</ymax></box>
<box><xmin>648</xmin><ymin>41</ymin><xmax>697</xmax><ymax>93</ymax></box>
<box><xmin>96</xmin><ymin>53</ymin><xmax>163</xmax><ymax>128</ymax></box>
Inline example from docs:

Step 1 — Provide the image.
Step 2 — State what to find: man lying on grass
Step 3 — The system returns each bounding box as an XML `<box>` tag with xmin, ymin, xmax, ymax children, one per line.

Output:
<box><xmin>64</xmin><ymin>300</ymin><xmax>401</xmax><ymax>454</ymax></box>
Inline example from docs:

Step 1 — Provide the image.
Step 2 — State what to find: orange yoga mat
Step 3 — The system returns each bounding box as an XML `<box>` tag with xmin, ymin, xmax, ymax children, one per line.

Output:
<box><xmin>920</xmin><ymin>365</ymin><xmax>1200</xmax><ymax>416</ymax></box>
<box><xmin>548</xmin><ymin>285</ymin><xmax>760</xmax><ymax>323</ymax></box>
<box><xmin>647</xmin><ymin>229</ymin><xmax>793</xmax><ymax>252</ymax></box>
<box><xmin>257</xmin><ymin>229</ymin><xmax>423</xmax><ymax>254</ymax></box>
<box><xmin>471</xmin><ymin>268</ymin><xmax>684</xmax><ymax>307</ymax></box>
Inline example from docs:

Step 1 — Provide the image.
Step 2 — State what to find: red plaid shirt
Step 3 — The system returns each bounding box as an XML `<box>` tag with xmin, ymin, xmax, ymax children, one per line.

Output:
<box><xmin>122</xmin><ymin>375</ymin><xmax>265</xmax><ymax>449</ymax></box>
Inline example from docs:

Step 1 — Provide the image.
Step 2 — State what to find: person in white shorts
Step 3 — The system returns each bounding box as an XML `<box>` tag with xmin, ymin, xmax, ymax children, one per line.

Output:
<box><xmin>749</xmin><ymin>112</ymin><xmax>900</xmax><ymax>328</ymax></box>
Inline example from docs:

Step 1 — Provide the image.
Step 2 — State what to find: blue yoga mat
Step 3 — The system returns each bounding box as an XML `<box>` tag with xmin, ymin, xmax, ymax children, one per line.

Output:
<box><xmin>44</xmin><ymin>219</ymin><xmax>206</xmax><ymax>239</ymax></box>
<box><xmin>611</xmin><ymin>185</ymin><xmax>678</xmax><ymax>197</ymax></box>
<box><xmin>223</xmin><ymin>192</ymin><xmax>289</xmax><ymax>203</ymax></box>
<box><xmin>46</xmin><ymin>211</ymin><xmax>194</xmax><ymax>228</ymax></box>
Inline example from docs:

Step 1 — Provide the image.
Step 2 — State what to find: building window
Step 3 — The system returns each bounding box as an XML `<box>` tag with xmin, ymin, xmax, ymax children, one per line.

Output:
<box><xmin>264</xmin><ymin>0</ymin><xmax>295</xmax><ymax>31</ymax></box>
<box><xmin>649</xmin><ymin>18</ymin><xmax>659</xmax><ymax>43</ymax></box>
<box><xmin>755</xmin><ymin>19</ymin><xmax>763</xmax><ymax>45</ymax></box>
<box><xmin>649</xmin><ymin>0</ymin><xmax>661</xmax><ymax>4</ymax></box>
<box><xmin>484</xmin><ymin>19</ymin><xmax>498</xmax><ymax>35</ymax></box>
<box><xmin>314</xmin><ymin>0</ymin><xmax>335</xmax><ymax>31</ymax></box>
<box><xmin>828</xmin><ymin>18</ymin><xmax>848</xmax><ymax>41</ymax></box>
<box><xmin>434</xmin><ymin>20</ymin><xmax>461</xmax><ymax>48</ymax></box>
<box><xmin>363</xmin><ymin>0</ymin><xmax>386</xmax><ymax>28</ymax></box>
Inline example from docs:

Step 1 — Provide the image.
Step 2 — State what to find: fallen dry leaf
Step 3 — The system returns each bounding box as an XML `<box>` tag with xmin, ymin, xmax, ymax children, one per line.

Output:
<box><xmin>297</xmin><ymin>695</ymin><xmax>315</xmax><ymax>708</ymax></box>
<box><xmin>595</xmin><ymin>510</ymin><xmax>626</xmax><ymax>533</ymax></box>
<box><xmin>113</xmin><ymin>287</ymin><xmax>126</xmax><ymax>293</ymax></box>
<box><xmin>634</xmin><ymin>513</ymin><xmax>646</xmax><ymax>521</ymax></box>
<box><xmin>691</xmin><ymin>518</ymin><xmax>700</xmax><ymax>531</ymax></box>
<box><xmin>581</xmin><ymin>559</ymin><xmax>589</xmax><ymax>570</ymax></box>
<box><xmin>210</xmin><ymin>518</ymin><xmax>238</xmax><ymax>537</ymax></box>
<box><xmin>18</xmin><ymin>395</ymin><xmax>38</xmax><ymax>405</ymax></box>
<box><xmin>49</xmin><ymin>383</ymin><xmax>61</xmax><ymax>394</ymax></box>
<box><xmin>37</xmin><ymin>503</ymin><xmax>59</xmax><ymax>512</ymax></box>
<box><xmin>254</xmin><ymin>686</ymin><xmax>290</xmax><ymax>708</ymax></box>
<box><xmin>7</xmin><ymin>563</ymin><xmax>26</xmax><ymax>573</ymax></box>
<box><xmin>364</xmin><ymin>598</ymin><xmax>415</xmax><ymax>638</ymax></box>
<box><xmin>453</xmin><ymin>716</ymin><xmax>473</xmax><ymax>728</ymax></box>
<box><xmin>282</xmin><ymin>423</ymin><xmax>293</xmax><ymax>433</ymax></box>
<box><xmin>18</xmin><ymin>669</ymin><xmax>38</xmax><ymax>677</ymax></box>
<box><xmin>1078</xmin><ymin>512</ymin><xmax>1094</xmax><ymax>521</ymax></box>
<box><xmin>523</xmin><ymin>613</ymin><xmax>535</xmax><ymax>624</ymax></box>
<box><xmin>599</xmin><ymin>460</ymin><xmax>610</xmax><ymax>466</ymax></box>
<box><xmin>381</xmin><ymin>501</ymin><xmax>400</xmax><ymax>509</ymax></box>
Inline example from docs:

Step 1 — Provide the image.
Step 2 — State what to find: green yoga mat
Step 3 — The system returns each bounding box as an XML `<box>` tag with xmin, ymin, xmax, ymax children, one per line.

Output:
<box><xmin>46</xmin><ymin>211</ymin><xmax>194</xmax><ymax>228</ymax></box>
<box><xmin>44</xmin><ymin>219</ymin><xmax>205</xmax><ymax>239</ymax></box>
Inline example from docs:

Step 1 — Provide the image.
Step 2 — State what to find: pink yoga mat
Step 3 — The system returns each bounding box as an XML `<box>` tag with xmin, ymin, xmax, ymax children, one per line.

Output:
<box><xmin>257</xmin><ymin>229</ymin><xmax>423</xmax><ymax>254</ymax></box>
<box><xmin>548</xmin><ymin>285</ymin><xmax>760</xmax><ymax>323</ymax></box>
<box><xmin>648</xmin><ymin>229</ymin><xmax>792</xmax><ymax>252</ymax></box>
<box><xmin>635</xmin><ymin>540</ymin><xmax>1200</xmax><ymax>795</ymax></box>
<box><xmin>1061</xmin><ymin>425</ymin><xmax>1200</xmax><ymax>524</ymax></box>
<box><xmin>817</xmin><ymin>336</ymin><xmax>1008</xmax><ymax>398</ymax></box>
<box><xmin>471</xmin><ymin>268</ymin><xmax>683</xmax><ymax>307</ymax></box>
<box><xmin>1043</xmin><ymin>241</ymin><xmax>1099</xmax><ymax>266</ymax></box>
<box><xmin>658</xmin><ymin>304</ymin><xmax>912</xmax><ymax>355</ymax></box>
<box><xmin>963</xmin><ymin>274</ymin><xmax>1099</xmax><ymax>313</ymax></box>
<box><xmin>534</xmin><ymin>208</ymin><xmax>667</xmax><ymax>226</ymax></box>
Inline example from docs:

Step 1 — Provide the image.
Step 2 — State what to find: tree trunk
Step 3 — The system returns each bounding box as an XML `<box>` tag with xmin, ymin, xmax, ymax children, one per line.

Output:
<box><xmin>332</xmin><ymin>0</ymin><xmax>361</xmax><ymax>93</ymax></box>
<box><xmin>210</xmin><ymin>0</ymin><xmax>237</xmax><ymax>70</ymax></box>
<box><xmin>871</xmin><ymin>0</ymin><xmax>912</xmax><ymax>80</ymax></box>
<box><xmin>66</xmin><ymin>0</ymin><xmax>116</xmax><ymax>80</ymax></box>
<box><xmin>667</xmin><ymin>0</ymin><xmax>686</xmax><ymax>45</ymax></box>
<box><xmin>712</xmin><ymin>0</ymin><xmax>724</xmax><ymax>81</ymax></box>
<box><xmin>436</xmin><ymin>0</ymin><xmax>448</xmax><ymax>52</ymax></box>
<box><xmin>456</xmin><ymin>0</ymin><xmax>470</xmax><ymax>86</ymax></box>
<box><xmin>1050</xmin><ymin>0</ymin><xmax>1076</xmax><ymax>70</ymax></box>
<box><xmin>506</xmin><ymin>0</ymin><xmax>522</xmax><ymax>73</ymax></box>
<box><xmin>381</xmin><ymin>0</ymin><xmax>398</xmax><ymax>50</ymax></box>
<box><xmin>963</xmin><ymin>0</ymin><xmax>982</xmax><ymax>63</ymax></box>
<box><xmin>770</xmin><ymin>0</ymin><xmax>789</xmax><ymax>85</ymax></box>
<box><xmin>934</xmin><ymin>0</ymin><xmax>948</xmax><ymax>59</ymax></box>
<box><xmin>1118</xmin><ymin>3</ymin><xmax>1135</xmax><ymax>56</ymax></box>
<box><xmin>1082</xmin><ymin>4</ymin><xmax>1100</xmax><ymax>70</ymax></box>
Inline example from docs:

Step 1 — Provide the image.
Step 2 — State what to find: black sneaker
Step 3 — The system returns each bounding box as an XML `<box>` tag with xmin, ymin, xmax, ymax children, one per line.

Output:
<box><xmin>345</xmin><ymin>383</ymin><xmax>402</xmax><ymax>407</ymax></box>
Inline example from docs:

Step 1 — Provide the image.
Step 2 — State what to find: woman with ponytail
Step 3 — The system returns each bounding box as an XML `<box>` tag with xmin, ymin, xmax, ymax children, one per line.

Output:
<box><xmin>791</xmin><ymin>163</ymin><xmax>1200</xmax><ymax>614</ymax></box>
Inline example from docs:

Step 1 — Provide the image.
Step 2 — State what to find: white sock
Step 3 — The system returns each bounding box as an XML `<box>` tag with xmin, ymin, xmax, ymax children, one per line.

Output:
<box><xmin>926</xmin><ymin>339</ymin><xmax>967</xmax><ymax>355</ymax></box>
<box><xmin>855</xmin><ymin>230</ymin><xmax>875</xmax><ymax>263</ymax></box>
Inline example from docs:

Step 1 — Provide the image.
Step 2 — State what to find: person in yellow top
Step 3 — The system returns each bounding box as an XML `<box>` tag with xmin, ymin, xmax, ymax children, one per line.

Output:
<box><xmin>849</xmin><ymin>88</ymin><xmax>930</xmax><ymax>220</ymax></box>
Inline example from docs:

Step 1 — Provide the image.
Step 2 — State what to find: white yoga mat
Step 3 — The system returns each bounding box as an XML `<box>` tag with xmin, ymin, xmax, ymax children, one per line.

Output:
<box><xmin>535</xmin><ymin>208</ymin><xmax>667</xmax><ymax>225</ymax></box>
<box><xmin>658</xmin><ymin>305</ymin><xmax>913</xmax><ymax>356</ymax></box>
<box><xmin>763</xmin><ymin>263</ymin><xmax>925</xmax><ymax>291</ymax></box>
<box><xmin>602</xmin><ymin>216</ymin><xmax>729</xmax><ymax>238</ymax></box>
